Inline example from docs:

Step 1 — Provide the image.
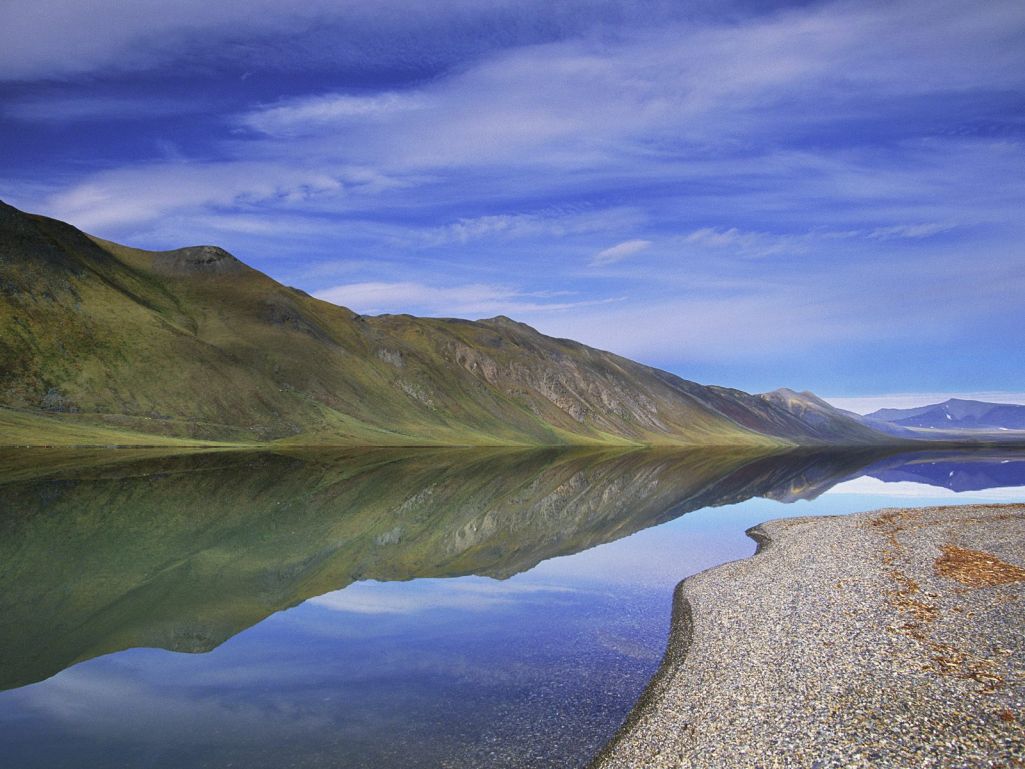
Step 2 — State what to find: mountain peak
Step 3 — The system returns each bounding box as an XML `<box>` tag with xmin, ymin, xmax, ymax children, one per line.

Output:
<box><xmin>769</xmin><ymin>387</ymin><xmax>805</xmax><ymax>398</ymax></box>
<box><xmin>151</xmin><ymin>245</ymin><xmax>244</xmax><ymax>276</ymax></box>
<box><xmin>763</xmin><ymin>387</ymin><xmax>830</xmax><ymax>406</ymax></box>
<box><xmin>479</xmin><ymin>315</ymin><xmax>539</xmax><ymax>333</ymax></box>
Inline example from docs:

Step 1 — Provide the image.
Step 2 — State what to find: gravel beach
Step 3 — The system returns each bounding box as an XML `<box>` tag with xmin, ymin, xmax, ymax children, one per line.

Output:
<box><xmin>593</xmin><ymin>504</ymin><xmax>1025</xmax><ymax>769</ymax></box>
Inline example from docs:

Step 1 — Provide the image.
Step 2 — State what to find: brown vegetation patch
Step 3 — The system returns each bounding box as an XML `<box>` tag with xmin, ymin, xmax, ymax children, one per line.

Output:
<box><xmin>873</xmin><ymin>512</ymin><xmax>1012</xmax><ymax>692</ymax></box>
<box><xmin>934</xmin><ymin>545</ymin><xmax>1025</xmax><ymax>588</ymax></box>
<box><xmin>888</xmin><ymin>572</ymin><xmax>939</xmax><ymax>624</ymax></box>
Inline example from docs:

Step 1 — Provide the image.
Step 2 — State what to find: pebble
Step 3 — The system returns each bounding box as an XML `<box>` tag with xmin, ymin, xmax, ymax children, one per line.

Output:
<box><xmin>591</xmin><ymin>504</ymin><xmax>1025</xmax><ymax>768</ymax></box>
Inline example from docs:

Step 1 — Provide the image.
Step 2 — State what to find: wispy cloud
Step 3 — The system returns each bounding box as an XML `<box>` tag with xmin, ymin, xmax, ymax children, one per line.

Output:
<box><xmin>314</xmin><ymin>280</ymin><xmax>619</xmax><ymax>316</ymax></box>
<box><xmin>422</xmin><ymin>207</ymin><xmax>645</xmax><ymax>246</ymax></box>
<box><xmin>44</xmin><ymin>161</ymin><xmax>399</xmax><ymax>231</ymax></box>
<box><xmin>678</xmin><ymin>220</ymin><xmax>956</xmax><ymax>260</ymax></box>
<box><xmin>682</xmin><ymin>228</ymin><xmax>808</xmax><ymax>259</ymax></box>
<box><xmin>3</xmin><ymin>95</ymin><xmax>207</xmax><ymax>122</ymax></box>
<box><xmin>30</xmin><ymin>0</ymin><xmax>1024</xmax><ymax>232</ymax></box>
<box><xmin>0</xmin><ymin>0</ymin><xmax>695</xmax><ymax>81</ymax></box>
<box><xmin>240</xmin><ymin>92</ymin><xmax>424</xmax><ymax>137</ymax></box>
<box><xmin>590</xmin><ymin>239</ymin><xmax>651</xmax><ymax>266</ymax></box>
<box><xmin>867</xmin><ymin>223</ymin><xmax>956</xmax><ymax>240</ymax></box>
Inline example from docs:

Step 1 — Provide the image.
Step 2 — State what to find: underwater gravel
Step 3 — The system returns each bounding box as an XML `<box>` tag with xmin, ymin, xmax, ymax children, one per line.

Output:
<box><xmin>592</xmin><ymin>503</ymin><xmax>1025</xmax><ymax>769</ymax></box>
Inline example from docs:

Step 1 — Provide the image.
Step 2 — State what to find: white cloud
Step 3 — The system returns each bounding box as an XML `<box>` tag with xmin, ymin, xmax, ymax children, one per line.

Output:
<box><xmin>232</xmin><ymin>0</ymin><xmax>1025</xmax><ymax>173</ymax></box>
<box><xmin>43</xmin><ymin>161</ymin><xmax>397</xmax><ymax>231</ymax></box>
<box><xmin>0</xmin><ymin>0</ymin><xmax>677</xmax><ymax>81</ymax></box>
<box><xmin>0</xmin><ymin>0</ymin><xmax>498</xmax><ymax>80</ymax></box>
<box><xmin>590</xmin><ymin>239</ymin><xmax>651</xmax><ymax>266</ymax></box>
<box><xmin>867</xmin><ymin>223</ymin><xmax>955</xmax><ymax>240</ymax></box>
<box><xmin>20</xmin><ymin>1</ymin><xmax>1025</xmax><ymax>240</ymax></box>
<box><xmin>314</xmin><ymin>280</ymin><xmax>617</xmax><ymax>316</ymax></box>
<box><xmin>682</xmin><ymin>227</ymin><xmax>807</xmax><ymax>258</ymax></box>
<box><xmin>421</xmin><ymin>207</ymin><xmax>645</xmax><ymax>246</ymax></box>
<box><xmin>677</xmin><ymin>221</ymin><xmax>957</xmax><ymax>260</ymax></box>
<box><xmin>240</xmin><ymin>92</ymin><xmax>423</xmax><ymax>137</ymax></box>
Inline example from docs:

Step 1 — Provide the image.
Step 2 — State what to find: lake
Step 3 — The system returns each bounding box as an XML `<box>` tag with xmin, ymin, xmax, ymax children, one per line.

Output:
<box><xmin>1</xmin><ymin>447</ymin><xmax>1023</xmax><ymax>768</ymax></box>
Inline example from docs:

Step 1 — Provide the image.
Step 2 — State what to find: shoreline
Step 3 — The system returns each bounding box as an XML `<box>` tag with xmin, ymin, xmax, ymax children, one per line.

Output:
<box><xmin>592</xmin><ymin>503</ymin><xmax>1025</xmax><ymax>768</ymax></box>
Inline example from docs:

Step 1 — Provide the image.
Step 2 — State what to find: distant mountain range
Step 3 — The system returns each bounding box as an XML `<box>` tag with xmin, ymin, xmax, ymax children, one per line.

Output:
<box><xmin>865</xmin><ymin>398</ymin><xmax>1025</xmax><ymax>431</ymax></box>
<box><xmin>0</xmin><ymin>200</ymin><xmax>895</xmax><ymax>447</ymax></box>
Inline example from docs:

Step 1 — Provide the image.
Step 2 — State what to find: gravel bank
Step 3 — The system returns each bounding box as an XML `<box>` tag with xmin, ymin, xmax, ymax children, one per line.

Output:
<box><xmin>593</xmin><ymin>504</ymin><xmax>1025</xmax><ymax>769</ymax></box>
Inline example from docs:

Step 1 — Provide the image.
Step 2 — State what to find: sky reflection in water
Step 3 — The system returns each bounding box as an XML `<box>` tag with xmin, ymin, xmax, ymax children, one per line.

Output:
<box><xmin>0</xmin><ymin>448</ymin><xmax>1022</xmax><ymax>768</ymax></box>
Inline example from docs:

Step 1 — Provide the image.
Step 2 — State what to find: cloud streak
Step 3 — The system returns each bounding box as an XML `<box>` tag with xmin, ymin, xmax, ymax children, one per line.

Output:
<box><xmin>240</xmin><ymin>92</ymin><xmax>424</xmax><ymax>137</ymax></box>
<box><xmin>314</xmin><ymin>280</ymin><xmax>618</xmax><ymax>316</ymax></box>
<box><xmin>590</xmin><ymin>239</ymin><xmax>652</xmax><ymax>266</ymax></box>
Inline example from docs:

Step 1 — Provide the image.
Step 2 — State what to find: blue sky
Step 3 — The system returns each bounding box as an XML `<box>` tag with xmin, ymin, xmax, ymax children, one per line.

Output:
<box><xmin>2</xmin><ymin>0</ymin><xmax>1023</xmax><ymax>406</ymax></box>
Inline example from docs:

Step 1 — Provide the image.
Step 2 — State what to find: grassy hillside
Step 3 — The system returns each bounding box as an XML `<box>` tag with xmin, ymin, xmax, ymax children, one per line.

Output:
<box><xmin>0</xmin><ymin>201</ymin><xmax>891</xmax><ymax>447</ymax></box>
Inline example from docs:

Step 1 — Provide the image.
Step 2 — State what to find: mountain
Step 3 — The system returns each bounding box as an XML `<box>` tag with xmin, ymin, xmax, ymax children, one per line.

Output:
<box><xmin>757</xmin><ymin>387</ymin><xmax>922</xmax><ymax>440</ymax></box>
<box><xmin>0</xmin><ymin>200</ymin><xmax>892</xmax><ymax>447</ymax></box>
<box><xmin>866</xmin><ymin>398</ymin><xmax>1025</xmax><ymax>430</ymax></box>
<box><xmin>760</xmin><ymin>388</ymin><xmax>865</xmax><ymax>431</ymax></box>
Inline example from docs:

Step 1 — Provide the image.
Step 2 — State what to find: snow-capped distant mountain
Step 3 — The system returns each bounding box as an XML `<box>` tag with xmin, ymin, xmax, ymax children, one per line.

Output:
<box><xmin>865</xmin><ymin>398</ymin><xmax>1025</xmax><ymax>430</ymax></box>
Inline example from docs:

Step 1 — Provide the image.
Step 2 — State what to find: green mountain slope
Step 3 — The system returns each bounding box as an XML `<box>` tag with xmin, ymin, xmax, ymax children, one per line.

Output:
<box><xmin>0</xmin><ymin>201</ymin><xmax>893</xmax><ymax>446</ymax></box>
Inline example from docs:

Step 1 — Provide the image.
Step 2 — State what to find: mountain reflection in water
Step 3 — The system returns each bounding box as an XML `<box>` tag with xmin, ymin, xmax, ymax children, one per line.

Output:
<box><xmin>1</xmin><ymin>446</ymin><xmax>1023</xmax><ymax>768</ymax></box>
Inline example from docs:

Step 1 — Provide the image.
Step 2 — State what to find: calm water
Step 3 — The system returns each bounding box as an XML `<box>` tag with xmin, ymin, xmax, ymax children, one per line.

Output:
<box><xmin>1</xmin><ymin>447</ymin><xmax>1023</xmax><ymax>768</ymax></box>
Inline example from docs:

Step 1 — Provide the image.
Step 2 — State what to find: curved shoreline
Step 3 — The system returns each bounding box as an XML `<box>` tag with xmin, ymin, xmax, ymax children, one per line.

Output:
<box><xmin>592</xmin><ymin>503</ymin><xmax>1025</xmax><ymax>768</ymax></box>
<box><xmin>590</xmin><ymin>520</ymin><xmax>787</xmax><ymax>766</ymax></box>
<box><xmin>588</xmin><ymin>574</ymin><xmax>697</xmax><ymax>768</ymax></box>
<box><xmin>588</xmin><ymin>521</ymin><xmax>777</xmax><ymax>768</ymax></box>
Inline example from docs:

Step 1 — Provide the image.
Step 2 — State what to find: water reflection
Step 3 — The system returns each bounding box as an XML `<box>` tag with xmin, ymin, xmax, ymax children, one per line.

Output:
<box><xmin>0</xmin><ymin>446</ymin><xmax>1022</xmax><ymax>768</ymax></box>
<box><xmin>863</xmin><ymin>450</ymin><xmax>1025</xmax><ymax>491</ymax></box>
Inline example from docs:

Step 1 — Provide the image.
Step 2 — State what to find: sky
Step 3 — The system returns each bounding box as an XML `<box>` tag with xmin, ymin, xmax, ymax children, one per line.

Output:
<box><xmin>1</xmin><ymin>0</ymin><xmax>1023</xmax><ymax>406</ymax></box>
